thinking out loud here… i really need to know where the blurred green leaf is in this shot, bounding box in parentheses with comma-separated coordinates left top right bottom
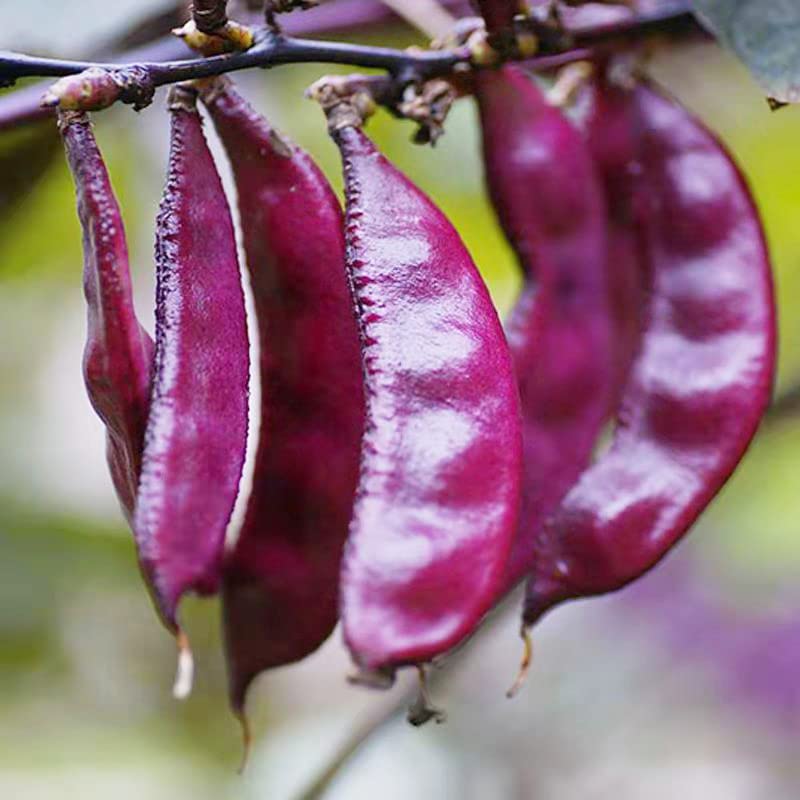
(692, 1, 800, 104)
(0, 122, 59, 217)
(0, 114, 146, 283)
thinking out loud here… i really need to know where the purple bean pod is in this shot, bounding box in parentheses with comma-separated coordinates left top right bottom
(577, 68, 649, 410)
(331, 120, 523, 680)
(200, 78, 363, 713)
(59, 111, 153, 521)
(524, 80, 777, 625)
(475, 66, 614, 594)
(134, 85, 249, 634)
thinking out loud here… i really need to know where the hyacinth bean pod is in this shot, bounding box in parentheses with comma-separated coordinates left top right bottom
(578, 68, 649, 409)
(330, 118, 523, 679)
(59, 111, 154, 521)
(200, 78, 364, 713)
(475, 66, 614, 594)
(524, 81, 777, 625)
(134, 86, 249, 635)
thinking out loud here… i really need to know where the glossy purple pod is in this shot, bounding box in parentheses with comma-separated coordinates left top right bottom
(134, 86, 249, 632)
(200, 78, 364, 712)
(475, 66, 614, 594)
(60, 111, 153, 521)
(577, 69, 649, 410)
(333, 123, 523, 677)
(524, 81, 777, 625)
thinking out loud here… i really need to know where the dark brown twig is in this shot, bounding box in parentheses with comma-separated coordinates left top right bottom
(0, 3, 698, 111)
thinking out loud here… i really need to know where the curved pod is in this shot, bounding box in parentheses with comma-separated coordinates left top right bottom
(134, 87, 249, 632)
(475, 66, 614, 593)
(524, 82, 777, 624)
(60, 111, 153, 521)
(333, 123, 523, 675)
(201, 79, 363, 712)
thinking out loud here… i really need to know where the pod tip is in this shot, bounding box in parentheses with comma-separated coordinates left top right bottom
(306, 75, 375, 134)
(506, 625, 532, 699)
(346, 665, 395, 690)
(172, 629, 195, 700)
(234, 709, 253, 774)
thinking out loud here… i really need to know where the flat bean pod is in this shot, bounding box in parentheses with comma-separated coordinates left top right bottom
(475, 66, 614, 594)
(329, 114, 523, 679)
(134, 86, 249, 633)
(59, 111, 153, 521)
(200, 78, 363, 713)
(524, 81, 777, 625)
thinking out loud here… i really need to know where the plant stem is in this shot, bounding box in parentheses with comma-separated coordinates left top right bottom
(0, 3, 699, 95)
(0, 0, 464, 132)
(294, 698, 411, 800)
(294, 595, 524, 799)
(0, 32, 467, 84)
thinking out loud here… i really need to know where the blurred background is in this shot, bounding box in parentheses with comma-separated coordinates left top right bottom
(2, 2, 800, 798)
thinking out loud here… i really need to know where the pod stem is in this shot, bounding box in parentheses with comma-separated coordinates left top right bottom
(506, 624, 533, 699)
(56, 108, 89, 131)
(172, 629, 195, 700)
(166, 83, 199, 112)
(306, 76, 376, 134)
(407, 665, 447, 727)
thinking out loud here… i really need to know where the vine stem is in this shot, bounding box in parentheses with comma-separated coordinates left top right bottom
(294, 698, 411, 800)
(293, 593, 529, 799)
(0, 3, 699, 103)
(0, 33, 467, 84)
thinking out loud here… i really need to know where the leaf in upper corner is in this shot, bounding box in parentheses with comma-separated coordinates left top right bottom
(691, 0, 800, 105)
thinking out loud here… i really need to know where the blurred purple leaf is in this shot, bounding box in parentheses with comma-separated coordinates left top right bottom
(623, 551, 800, 735)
